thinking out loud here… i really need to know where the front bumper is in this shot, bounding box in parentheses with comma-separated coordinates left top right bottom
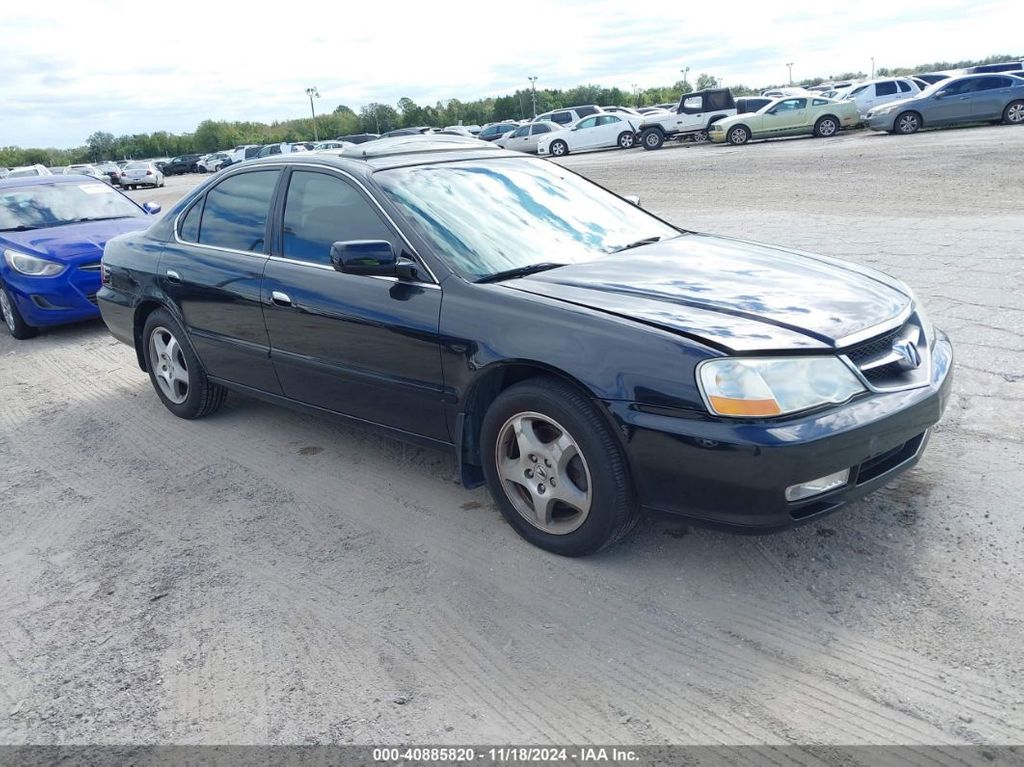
(2, 266, 102, 328)
(607, 331, 953, 531)
(866, 112, 898, 131)
(708, 128, 727, 143)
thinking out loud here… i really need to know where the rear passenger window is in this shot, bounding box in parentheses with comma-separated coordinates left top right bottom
(898, 80, 912, 92)
(875, 81, 898, 96)
(282, 171, 394, 265)
(812, 98, 828, 106)
(198, 170, 278, 253)
(551, 112, 571, 124)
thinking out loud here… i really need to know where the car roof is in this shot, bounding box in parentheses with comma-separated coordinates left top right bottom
(240, 136, 524, 174)
(0, 174, 108, 190)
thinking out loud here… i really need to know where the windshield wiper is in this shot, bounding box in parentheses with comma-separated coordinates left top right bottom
(608, 235, 664, 253)
(0, 224, 42, 232)
(67, 215, 132, 224)
(476, 262, 568, 284)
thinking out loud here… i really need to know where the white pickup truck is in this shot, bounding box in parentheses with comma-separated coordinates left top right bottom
(637, 88, 737, 149)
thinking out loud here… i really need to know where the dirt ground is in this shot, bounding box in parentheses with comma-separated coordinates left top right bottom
(1, 127, 1022, 746)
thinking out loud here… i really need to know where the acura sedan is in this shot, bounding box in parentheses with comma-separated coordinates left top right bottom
(866, 73, 1024, 134)
(98, 137, 952, 556)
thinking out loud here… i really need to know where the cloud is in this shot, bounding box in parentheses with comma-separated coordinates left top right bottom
(1, 0, 1018, 148)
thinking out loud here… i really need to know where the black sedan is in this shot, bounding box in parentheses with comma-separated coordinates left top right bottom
(97, 137, 952, 556)
(161, 154, 202, 176)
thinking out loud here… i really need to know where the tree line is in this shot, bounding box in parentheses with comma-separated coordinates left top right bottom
(2, 54, 1018, 167)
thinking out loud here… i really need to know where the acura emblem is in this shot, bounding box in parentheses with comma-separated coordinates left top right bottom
(892, 339, 921, 370)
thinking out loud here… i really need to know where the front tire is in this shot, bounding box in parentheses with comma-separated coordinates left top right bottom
(814, 116, 839, 137)
(1003, 100, 1024, 125)
(617, 131, 636, 149)
(0, 284, 38, 339)
(727, 125, 751, 145)
(549, 140, 568, 157)
(143, 309, 226, 419)
(480, 377, 638, 556)
(895, 111, 921, 134)
(640, 128, 664, 150)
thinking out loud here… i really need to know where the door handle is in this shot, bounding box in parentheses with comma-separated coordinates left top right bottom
(166, 270, 181, 283)
(270, 291, 292, 307)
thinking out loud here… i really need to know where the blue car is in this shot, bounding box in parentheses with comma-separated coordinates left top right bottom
(0, 175, 161, 339)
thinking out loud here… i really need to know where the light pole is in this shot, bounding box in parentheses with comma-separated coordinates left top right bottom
(632, 83, 639, 107)
(528, 76, 538, 119)
(871, 57, 875, 78)
(680, 66, 689, 90)
(305, 87, 320, 141)
(786, 63, 794, 86)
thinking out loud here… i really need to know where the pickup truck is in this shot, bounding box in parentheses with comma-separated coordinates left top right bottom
(637, 88, 737, 150)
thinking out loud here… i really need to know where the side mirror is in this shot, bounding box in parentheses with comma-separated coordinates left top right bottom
(143, 201, 161, 215)
(934, 91, 947, 99)
(623, 195, 641, 207)
(330, 240, 397, 276)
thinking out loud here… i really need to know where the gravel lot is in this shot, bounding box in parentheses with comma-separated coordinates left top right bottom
(1, 127, 1022, 746)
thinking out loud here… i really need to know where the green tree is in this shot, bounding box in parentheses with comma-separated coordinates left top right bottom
(695, 73, 720, 91)
(86, 131, 116, 161)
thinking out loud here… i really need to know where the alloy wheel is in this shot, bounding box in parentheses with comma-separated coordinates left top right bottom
(0, 290, 15, 335)
(818, 118, 837, 136)
(1007, 103, 1024, 123)
(148, 326, 189, 404)
(495, 411, 593, 535)
(897, 113, 920, 134)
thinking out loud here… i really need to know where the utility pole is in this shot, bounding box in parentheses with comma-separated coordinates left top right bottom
(680, 66, 689, 90)
(528, 76, 538, 119)
(786, 63, 794, 86)
(871, 57, 876, 78)
(305, 87, 320, 141)
(632, 83, 639, 108)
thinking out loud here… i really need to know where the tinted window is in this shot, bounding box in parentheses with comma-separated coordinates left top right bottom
(875, 81, 898, 96)
(531, 124, 552, 135)
(282, 171, 393, 265)
(511, 126, 529, 138)
(975, 76, 1012, 91)
(550, 112, 572, 124)
(576, 116, 599, 129)
(706, 90, 733, 110)
(939, 79, 971, 96)
(575, 106, 599, 117)
(897, 80, 912, 92)
(812, 98, 828, 106)
(179, 200, 202, 242)
(198, 170, 278, 252)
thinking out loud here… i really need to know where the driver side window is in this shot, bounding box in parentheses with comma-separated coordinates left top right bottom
(576, 117, 599, 129)
(282, 171, 394, 265)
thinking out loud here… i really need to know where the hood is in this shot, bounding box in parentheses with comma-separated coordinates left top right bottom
(1, 217, 151, 264)
(505, 234, 910, 352)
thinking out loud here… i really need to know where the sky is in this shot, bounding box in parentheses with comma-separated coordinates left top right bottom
(2, 0, 1018, 148)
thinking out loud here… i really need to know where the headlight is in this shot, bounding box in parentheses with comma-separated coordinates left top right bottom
(3, 249, 65, 277)
(698, 357, 866, 418)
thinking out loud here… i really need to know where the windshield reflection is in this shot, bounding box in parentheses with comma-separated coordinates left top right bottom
(376, 158, 680, 280)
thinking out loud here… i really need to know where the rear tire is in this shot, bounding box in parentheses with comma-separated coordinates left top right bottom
(727, 125, 751, 145)
(142, 309, 226, 419)
(0, 283, 38, 340)
(617, 131, 636, 149)
(894, 111, 921, 134)
(480, 377, 638, 556)
(640, 128, 664, 150)
(814, 116, 839, 137)
(1003, 100, 1024, 125)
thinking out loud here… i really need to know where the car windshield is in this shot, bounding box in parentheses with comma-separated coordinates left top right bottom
(376, 158, 680, 280)
(0, 181, 142, 230)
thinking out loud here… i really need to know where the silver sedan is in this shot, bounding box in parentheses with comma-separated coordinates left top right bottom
(120, 161, 164, 189)
(866, 74, 1024, 134)
(496, 121, 562, 154)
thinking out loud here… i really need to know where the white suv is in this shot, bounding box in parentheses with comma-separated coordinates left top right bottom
(842, 78, 920, 116)
(533, 105, 603, 128)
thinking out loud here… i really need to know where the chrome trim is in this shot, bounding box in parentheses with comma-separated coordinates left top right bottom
(171, 162, 439, 285)
(838, 307, 932, 394)
(166, 269, 180, 281)
(264, 255, 440, 289)
(271, 291, 291, 305)
(832, 302, 913, 349)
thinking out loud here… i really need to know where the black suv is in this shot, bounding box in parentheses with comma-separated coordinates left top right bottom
(162, 154, 202, 175)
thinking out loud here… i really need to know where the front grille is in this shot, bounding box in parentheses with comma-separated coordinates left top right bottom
(841, 314, 930, 390)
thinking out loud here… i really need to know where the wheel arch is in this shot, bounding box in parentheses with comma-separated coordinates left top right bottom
(706, 113, 729, 127)
(455, 360, 620, 489)
(132, 298, 184, 371)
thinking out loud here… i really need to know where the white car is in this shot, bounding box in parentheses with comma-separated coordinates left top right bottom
(841, 77, 921, 116)
(537, 113, 641, 157)
(197, 153, 230, 173)
(6, 164, 52, 178)
(120, 160, 164, 189)
(63, 164, 108, 182)
(533, 105, 603, 129)
(496, 121, 562, 153)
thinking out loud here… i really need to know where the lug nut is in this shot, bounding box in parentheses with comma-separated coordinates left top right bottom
(529, 454, 538, 463)
(525, 469, 533, 478)
(544, 459, 551, 467)
(550, 478, 556, 487)
(537, 484, 546, 494)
